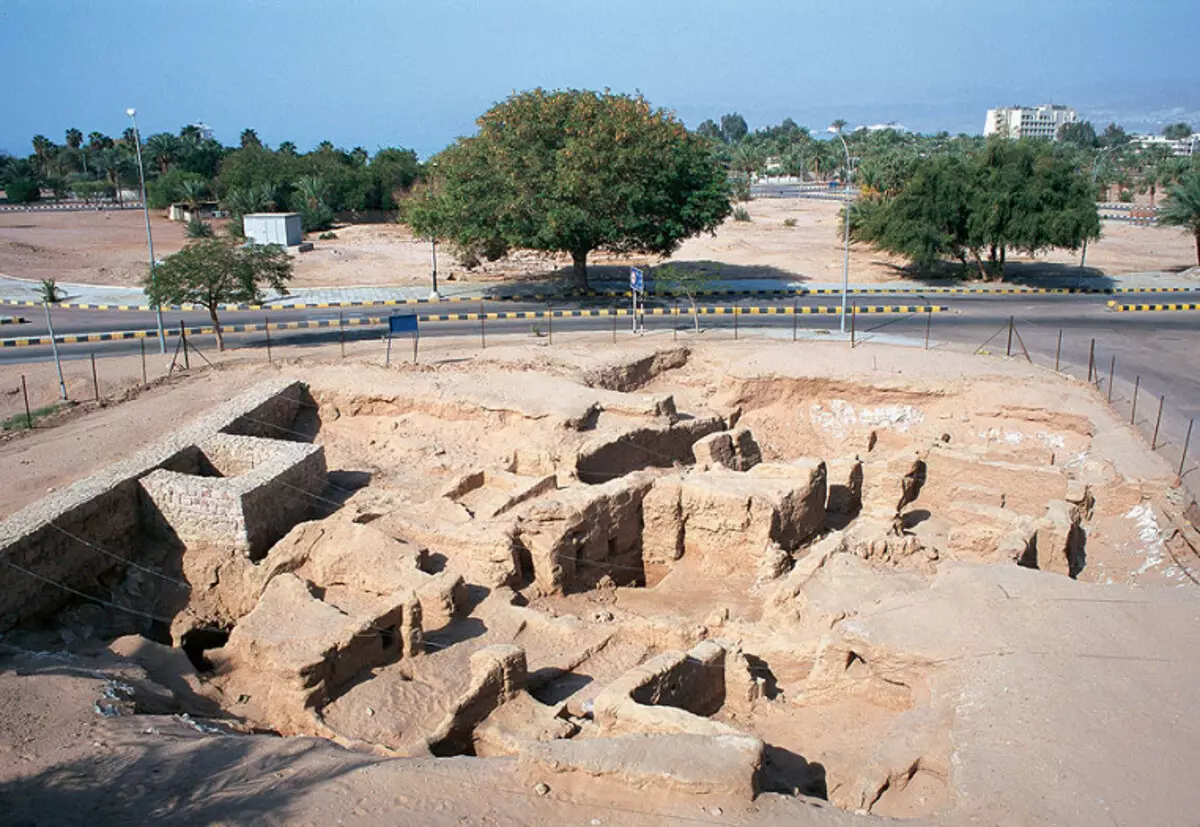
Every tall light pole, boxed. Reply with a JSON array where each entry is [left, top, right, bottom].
[[828, 125, 853, 333], [1081, 145, 1114, 270], [428, 160, 440, 301], [126, 108, 166, 352]]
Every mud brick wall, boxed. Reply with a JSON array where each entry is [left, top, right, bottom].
[[0, 379, 310, 631]]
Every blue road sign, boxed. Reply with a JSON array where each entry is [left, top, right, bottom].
[[630, 267, 644, 292], [389, 314, 419, 334]]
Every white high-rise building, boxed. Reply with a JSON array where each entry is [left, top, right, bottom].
[[984, 105, 1078, 140]]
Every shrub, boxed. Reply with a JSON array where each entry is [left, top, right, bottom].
[[4, 179, 40, 203], [318, 231, 338, 240], [185, 218, 215, 238], [733, 206, 752, 222], [782, 217, 797, 228], [225, 218, 245, 239], [146, 170, 208, 209], [1119, 189, 1134, 203]]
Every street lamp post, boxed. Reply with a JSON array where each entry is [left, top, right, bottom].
[[126, 108, 166, 353], [428, 160, 440, 301], [828, 125, 853, 333], [1081, 146, 1114, 271]]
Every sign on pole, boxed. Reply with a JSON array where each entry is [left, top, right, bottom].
[[387, 313, 420, 365], [630, 267, 644, 292]]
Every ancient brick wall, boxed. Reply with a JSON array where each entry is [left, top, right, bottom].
[[0, 379, 312, 631]]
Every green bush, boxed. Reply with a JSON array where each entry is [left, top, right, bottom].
[[293, 198, 334, 232], [4, 179, 40, 203], [185, 218, 215, 238], [733, 206, 752, 222], [782, 217, 797, 228], [146, 170, 208, 209], [1119, 189, 1134, 203], [225, 218, 245, 239], [318, 231, 338, 240]]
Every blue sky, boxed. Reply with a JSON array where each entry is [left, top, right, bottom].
[[3, 0, 1198, 157]]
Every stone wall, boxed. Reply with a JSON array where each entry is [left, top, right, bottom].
[[0, 379, 311, 631]]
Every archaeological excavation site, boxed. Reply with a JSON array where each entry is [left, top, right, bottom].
[[2, 339, 1200, 826]]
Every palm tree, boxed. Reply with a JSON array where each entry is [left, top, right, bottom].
[[278, 141, 298, 156], [179, 178, 207, 214], [146, 133, 179, 174], [240, 128, 262, 149], [831, 118, 848, 134], [92, 148, 133, 204], [295, 176, 329, 206], [64, 128, 83, 150], [316, 140, 335, 154], [1159, 172, 1200, 267], [87, 131, 111, 150], [179, 124, 202, 143], [121, 126, 137, 147], [31, 135, 53, 175]]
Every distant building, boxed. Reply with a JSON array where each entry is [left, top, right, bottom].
[[189, 121, 215, 141], [856, 122, 909, 134], [984, 105, 1078, 140], [1131, 133, 1198, 157]]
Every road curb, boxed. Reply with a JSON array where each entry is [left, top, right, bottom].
[[1108, 302, 1200, 312], [0, 305, 949, 348]]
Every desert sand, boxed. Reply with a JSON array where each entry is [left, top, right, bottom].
[[1, 198, 1195, 290]]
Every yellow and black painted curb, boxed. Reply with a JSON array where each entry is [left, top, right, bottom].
[[0, 305, 948, 347], [0, 316, 25, 325], [1108, 302, 1200, 312], [1, 284, 1193, 313]]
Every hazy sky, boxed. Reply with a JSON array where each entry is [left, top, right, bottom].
[[3, 0, 1198, 157]]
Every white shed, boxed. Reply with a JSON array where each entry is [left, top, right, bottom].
[[243, 213, 303, 247]]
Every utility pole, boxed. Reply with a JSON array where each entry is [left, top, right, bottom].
[[127, 108, 167, 353], [828, 125, 853, 334]]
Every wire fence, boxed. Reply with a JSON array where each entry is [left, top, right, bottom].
[[2, 304, 1196, 502]]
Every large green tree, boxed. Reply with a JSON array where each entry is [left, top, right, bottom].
[[1159, 172, 1200, 266], [407, 89, 732, 289], [143, 239, 292, 350], [852, 138, 1100, 280], [1163, 123, 1194, 141]]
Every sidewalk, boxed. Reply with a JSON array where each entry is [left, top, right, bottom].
[[1, 269, 1197, 310]]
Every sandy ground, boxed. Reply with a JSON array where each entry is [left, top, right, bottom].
[[2, 338, 1200, 825], [1, 198, 1195, 290]]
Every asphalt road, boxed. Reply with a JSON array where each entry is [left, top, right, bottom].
[[3, 291, 1198, 475]]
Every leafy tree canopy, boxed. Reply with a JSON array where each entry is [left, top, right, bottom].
[[1058, 120, 1098, 148], [1163, 122, 1194, 141], [1159, 171, 1200, 266], [405, 88, 732, 288], [143, 239, 292, 350], [852, 138, 1100, 280]]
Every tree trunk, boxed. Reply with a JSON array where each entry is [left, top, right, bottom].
[[995, 246, 1007, 282], [1195, 231, 1200, 268], [970, 249, 989, 281], [571, 250, 589, 291], [208, 306, 225, 352]]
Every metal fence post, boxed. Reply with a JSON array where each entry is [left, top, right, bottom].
[[90, 353, 99, 401], [1107, 355, 1116, 403], [1152, 395, 1165, 450], [1087, 339, 1096, 383], [924, 308, 932, 350], [21, 374, 31, 429], [1006, 316, 1014, 357], [1131, 376, 1140, 425], [1180, 419, 1194, 478], [180, 321, 189, 371], [1055, 329, 1062, 372]]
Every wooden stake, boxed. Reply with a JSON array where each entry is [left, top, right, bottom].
[[90, 353, 99, 401], [1107, 355, 1116, 403], [1131, 376, 1140, 425], [1055, 329, 1062, 372]]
